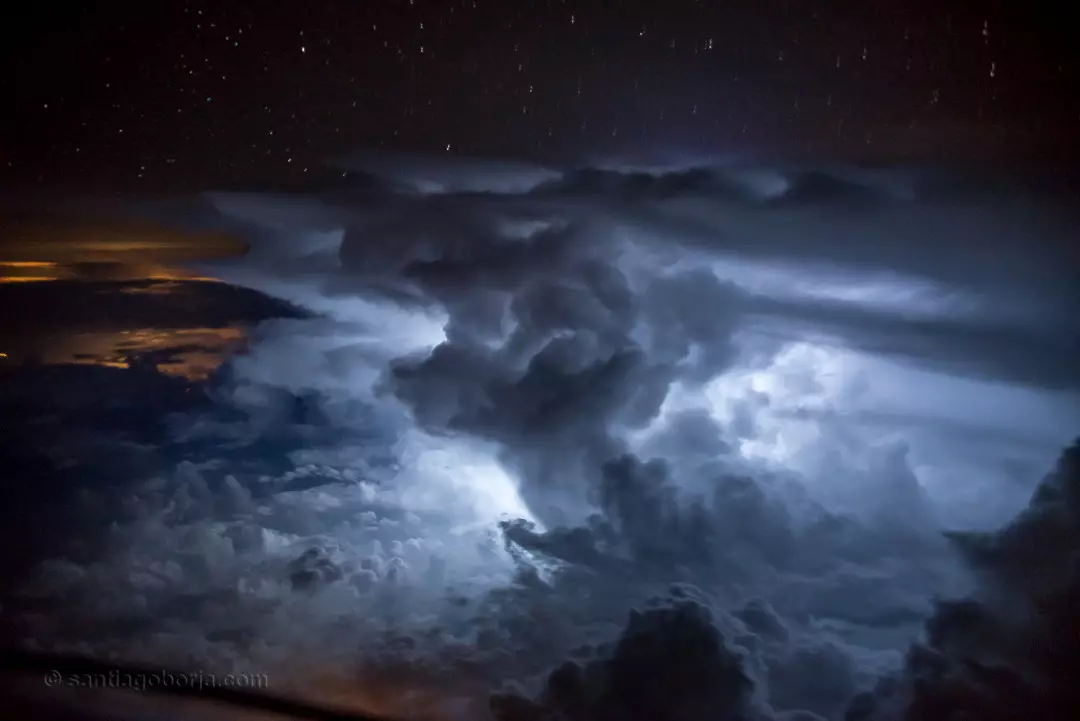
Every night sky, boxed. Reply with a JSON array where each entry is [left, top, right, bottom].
[[5, 0, 1077, 193]]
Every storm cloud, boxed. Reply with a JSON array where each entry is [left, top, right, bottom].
[[4, 153, 1078, 720]]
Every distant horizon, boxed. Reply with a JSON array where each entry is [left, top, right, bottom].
[[4, 138, 1080, 202]]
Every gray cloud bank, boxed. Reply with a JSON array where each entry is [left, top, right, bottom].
[[4, 154, 1079, 721]]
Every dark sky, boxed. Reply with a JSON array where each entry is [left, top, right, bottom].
[[4, 0, 1077, 193]]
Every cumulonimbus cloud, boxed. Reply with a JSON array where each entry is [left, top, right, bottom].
[[4, 153, 1078, 721]]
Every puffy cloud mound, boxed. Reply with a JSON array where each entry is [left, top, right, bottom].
[[490, 594, 756, 721], [847, 438, 1080, 721], [485, 442, 952, 721]]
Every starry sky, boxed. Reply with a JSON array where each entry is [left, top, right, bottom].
[[5, 0, 1077, 193]]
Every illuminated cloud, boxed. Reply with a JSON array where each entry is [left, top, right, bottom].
[[5, 153, 1078, 720]]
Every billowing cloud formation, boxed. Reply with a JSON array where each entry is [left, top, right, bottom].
[[4, 154, 1079, 720], [847, 439, 1080, 721]]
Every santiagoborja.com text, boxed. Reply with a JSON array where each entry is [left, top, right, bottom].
[[44, 668, 269, 692]]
